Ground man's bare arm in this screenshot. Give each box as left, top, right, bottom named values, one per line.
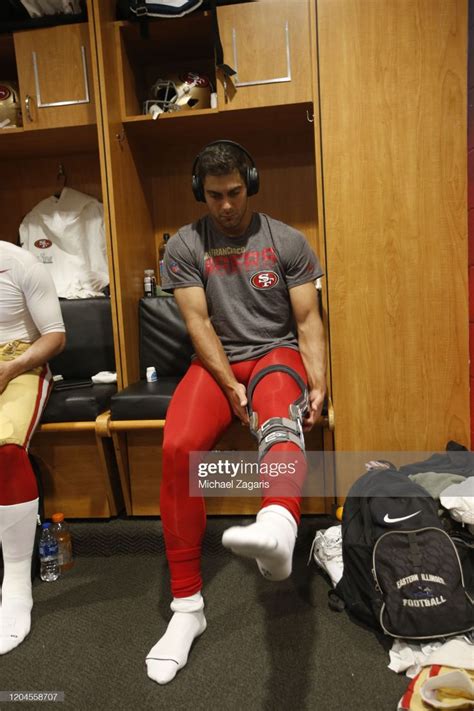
left=289, top=282, right=327, bottom=431
left=174, top=287, right=248, bottom=424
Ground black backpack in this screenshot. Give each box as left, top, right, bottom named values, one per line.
left=329, top=468, right=473, bottom=640
left=124, top=0, right=204, bottom=17
left=118, top=0, right=245, bottom=17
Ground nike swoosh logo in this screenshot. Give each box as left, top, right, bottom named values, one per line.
left=383, top=510, right=421, bottom=524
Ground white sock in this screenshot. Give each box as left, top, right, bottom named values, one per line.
left=146, top=592, right=207, bottom=685
left=0, top=597, right=32, bottom=655
left=222, top=504, right=297, bottom=581
left=0, top=499, right=38, bottom=655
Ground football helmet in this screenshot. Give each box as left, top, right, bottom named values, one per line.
left=144, top=72, right=212, bottom=114
left=0, top=82, right=21, bottom=128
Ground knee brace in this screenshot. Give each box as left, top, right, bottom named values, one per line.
left=247, top=365, right=309, bottom=460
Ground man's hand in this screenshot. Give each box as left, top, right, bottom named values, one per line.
left=226, top=382, right=249, bottom=425
left=0, top=361, right=15, bottom=395
left=302, top=384, right=326, bottom=432
left=0, top=333, right=65, bottom=396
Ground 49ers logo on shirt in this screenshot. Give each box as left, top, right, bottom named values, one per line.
left=34, top=239, right=52, bottom=249
left=250, top=271, right=279, bottom=290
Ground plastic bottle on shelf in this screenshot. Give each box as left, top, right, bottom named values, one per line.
left=51, top=512, right=74, bottom=572
left=146, top=366, right=158, bottom=383
left=158, top=233, right=170, bottom=284
left=39, top=523, right=60, bottom=582
left=144, top=269, right=156, bottom=297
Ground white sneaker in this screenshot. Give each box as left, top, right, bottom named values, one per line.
left=440, top=479, right=474, bottom=528
left=309, top=525, right=343, bottom=587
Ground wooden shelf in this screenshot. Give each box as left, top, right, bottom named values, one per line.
left=116, top=13, right=216, bottom=119
left=0, top=127, right=23, bottom=135
left=123, top=102, right=315, bottom=148
left=0, top=123, right=99, bottom=159
left=123, top=107, right=218, bottom=123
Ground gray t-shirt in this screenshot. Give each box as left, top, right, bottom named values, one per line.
left=161, top=213, right=323, bottom=362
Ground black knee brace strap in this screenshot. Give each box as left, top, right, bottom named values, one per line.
left=246, top=365, right=309, bottom=460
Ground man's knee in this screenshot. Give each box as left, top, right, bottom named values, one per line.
left=162, top=436, right=194, bottom=472
left=247, top=365, right=309, bottom=459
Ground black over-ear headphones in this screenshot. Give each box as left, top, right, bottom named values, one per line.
left=191, top=139, right=260, bottom=203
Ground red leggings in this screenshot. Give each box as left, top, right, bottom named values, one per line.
left=0, top=359, right=51, bottom=506
left=161, top=347, right=308, bottom=597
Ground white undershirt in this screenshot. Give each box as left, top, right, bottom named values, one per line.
left=0, top=241, right=65, bottom=344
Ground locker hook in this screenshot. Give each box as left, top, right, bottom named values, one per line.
left=55, top=163, right=66, bottom=198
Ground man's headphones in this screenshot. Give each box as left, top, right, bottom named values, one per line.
left=191, top=139, right=260, bottom=203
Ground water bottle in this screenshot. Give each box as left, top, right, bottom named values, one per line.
left=146, top=366, right=158, bottom=383
left=144, top=269, right=156, bottom=297
left=39, top=522, right=60, bottom=582
left=51, top=512, right=74, bottom=572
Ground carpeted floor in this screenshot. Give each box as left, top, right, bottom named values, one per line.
left=1, top=516, right=409, bottom=711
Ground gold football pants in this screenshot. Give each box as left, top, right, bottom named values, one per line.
left=0, top=341, right=52, bottom=449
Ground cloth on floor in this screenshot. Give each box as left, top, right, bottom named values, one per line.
left=309, top=524, right=343, bottom=587
left=408, top=472, right=466, bottom=500
left=398, top=666, right=474, bottom=710
left=425, top=638, right=474, bottom=671
left=390, top=637, right=474, bottom=679
left=389, top=639, right=445, bottom=678
left=420, top=668, right=474, bottom=708
left=440, top=479, right=474, bottom=534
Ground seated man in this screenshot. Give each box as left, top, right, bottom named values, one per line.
left=0, top=240, right=65, bottom=654
left=146, top=140, right=326, bottom=685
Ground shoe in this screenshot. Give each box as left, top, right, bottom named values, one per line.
left=309, top=525, right=343, bottom=587
left=440, top=479, right=474, bottom=530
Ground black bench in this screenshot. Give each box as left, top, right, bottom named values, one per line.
left=31, top=297, right=123, bottom=519
left=42, top=297, right=117, bottom=423
left=110, top=296, right=191, bottom=421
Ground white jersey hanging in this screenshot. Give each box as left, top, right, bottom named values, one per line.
left=19, top=187, right=109, bottom=299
